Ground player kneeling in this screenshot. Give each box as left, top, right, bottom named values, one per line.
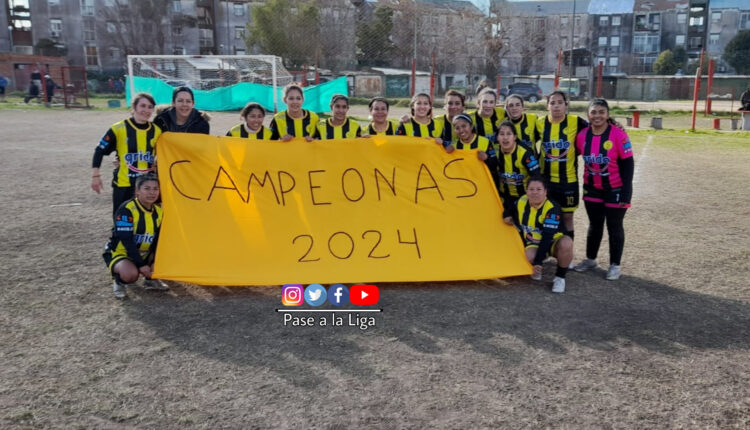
left=103, top=173, right=167, bottom=299
left=512, top=175, right=573, bottom=293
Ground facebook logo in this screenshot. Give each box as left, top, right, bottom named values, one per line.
left=328, top=284, right=349, bottom=306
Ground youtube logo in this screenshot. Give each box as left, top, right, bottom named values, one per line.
left=350, top=284, right=379, bottom=306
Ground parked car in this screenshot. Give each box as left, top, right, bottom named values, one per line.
left=499, top=83, right=544, bottom=102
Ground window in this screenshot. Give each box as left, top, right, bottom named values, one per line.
left=635, top=14, right=647, bottom=30
left=199, top=28, right=213, bottom=47
left=234, top=26, right=245, bottom=39
left=81, top=0, right=94, bottom=15
left=633, top=34, right=659, bottom=53
left=610, top=36, right=620, bottom=47
left=233, top=3, right=244, bottom=16
left=235, top=48, right=245, bottom=55
left=575, top=16, right=581, bottom=27
left=560, top=16, right=568, bottom=25
left=612, top=16, right=621, bottom=26
left=741, top=13, right=750, bottom=30
left=711, top=11, right=721, bottom=23
left=173, top=26, right=182, bottom=36
left=689, top=36, right=703, bottom=49
left=85, top=46, right=98, bottom=66
left=50, top=19, right=62, bottom=38
left=709, top=33, right=719, bottom=45
left=173, top=1, right=181, bottom=13
left=676, top=34, right=686, bottom=45
left=650, top=13, right=660, bottom=30
left=598, top=36, right=607, bottom=46
left=107, top=21, right=116, bottom=33
left=689, top=16, right=704, bottom=27
left=48, top=0, right=60, bottom=5
left=599, top=16, right=609, bottom=26
left=535, top=18, right=545, bottom=31
left=109, top=47, right=120, bottom=60
left=561, top=36, right=568, bottom=47
left=173, top=46, right=185, bottom=55
left=677, top=13, right=687, bottom=24
left=83, top=19, right=95, bottom=41
left=609, top=57, right=618, bottom=66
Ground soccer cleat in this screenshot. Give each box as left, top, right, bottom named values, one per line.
left=606, top=264, right=621, bottom=281
left=113, top=280, right=127, bottom=299
left=574, top=259, right=598, bottom=272
left=552, top=277, right=566, bottom=293
left=143, top=278, right=169, bottom=291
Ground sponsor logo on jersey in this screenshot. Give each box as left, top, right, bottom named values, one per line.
left=134, top=233, right=155, bottom=245
left=542, top=139, right=570, bottom=160
left=582, top=154, right=611, bottom=165
left=501, top=172, right=525, bottom=185
left=125, top=152, right=156, bottom=173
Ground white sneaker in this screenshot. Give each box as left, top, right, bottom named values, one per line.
left=143, top=278, right=169, bottom=291
left=568, top=261, right=575, bottom=269
left=606, top=264, right=621, bottom=281
left=113, top=280, right=127, bottom=299
left=574, top=259, right=598, bottom=272
left=552, top=277, right=566, bottom=293
left=531, top=272, right=543, bottom=281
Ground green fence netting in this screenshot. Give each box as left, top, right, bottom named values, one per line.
left=125, top=76, right=348, bottom=113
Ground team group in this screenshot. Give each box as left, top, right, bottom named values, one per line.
left=91, top=83, right=633, bottom=298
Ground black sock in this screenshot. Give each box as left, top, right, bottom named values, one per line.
left=114, top=274, right=124, bottom=284
left=567, top=230, right=575, bottom=240
left=555, top=265, right=568, bottom=278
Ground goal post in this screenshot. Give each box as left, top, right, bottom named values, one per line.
left=126, top=55, right=293, bottom=112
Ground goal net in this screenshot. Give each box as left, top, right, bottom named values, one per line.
left=127, top=55, right=294, bottom=112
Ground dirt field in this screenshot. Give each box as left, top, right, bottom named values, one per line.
left=1, top=108, right=750, bottom=429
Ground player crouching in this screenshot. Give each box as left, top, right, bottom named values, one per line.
left=103, top=173, right=168, bottom=299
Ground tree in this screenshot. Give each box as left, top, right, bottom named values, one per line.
left=356, top=6, right=395, bottom=67
left=723, top=30, right=750, bottom=74
left=99, top=0, right=171, bottom=56
left=653, top=50, right=678, bottom=75
left=35, top=38, right=67, bottom=57
left=672, top=45, right=687, bottom=71
left=246, top=0, right=320, bottom=69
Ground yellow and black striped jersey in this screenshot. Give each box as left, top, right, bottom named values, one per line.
left=269, top=110, right=319, bottom=139
left=106, top=197, right=163, bottom=267
left=436, top=114, right=458, bottom=146
left=366, top=120, right=398, bottom=136
left=455, top=134, right=491, bottom=151
left=515, top=196, right=564, bottom=266
left=94, top=118, right=161, bottom=188
left=497, top=143, right=540, bottom=198
left=535, top=114, right=588, bottom=185
left=396, top=117, right=444, bottom=139
left=226, top=123, right=273, bottom=139
left=317, top=118, right=362, bottom=140
left=509, top=113, right=539, bottom=149
left=469, top=106, right=506, bottom=146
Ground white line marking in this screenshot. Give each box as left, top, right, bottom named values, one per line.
left=634, top=135, right=651, bottom=181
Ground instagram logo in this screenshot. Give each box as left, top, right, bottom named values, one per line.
left=282, top=284, right=304, bottom=306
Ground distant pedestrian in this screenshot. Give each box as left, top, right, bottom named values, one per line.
left=44, top=74, right=61, bottom=104
left=740, top=84, right=750, bottom=111
left=24, top=81, right=39, bottom=103
left=0, top=74, right=7, bottom=102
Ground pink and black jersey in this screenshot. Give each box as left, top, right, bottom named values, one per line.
left=576, top=125, right=633, bottom=191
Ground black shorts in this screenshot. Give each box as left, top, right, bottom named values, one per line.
left=547, top=182, right=579, bottom=213
left=583, top=184, right=631, bottom=209
left=103, top=250, right=130, bottom=276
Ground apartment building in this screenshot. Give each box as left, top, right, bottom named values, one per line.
left=588, top=1, right=633, bottom=75
left=707, top=0, right=750, bottom=73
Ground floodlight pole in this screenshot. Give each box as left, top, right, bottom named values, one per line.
left=568, top=0, right=575, bottom=96
left=127, top=55, right=135, bottom=104
left=690, top=49, right=705, bottom=131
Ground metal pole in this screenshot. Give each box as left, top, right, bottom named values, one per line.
left=596, top=61, right=603, bottom=97
left=705, top=59, right=715, bottom=115
left=127, top=55, right=135, bottom=104
left=411, top=2, right=417, bottom=97
left=568, top=0, right=575, bottom=96
left=554, top=50, right=562, bottom=88
left=272, top=57, right=278, bottom=113
left=691, top=49, right=705, bottom=131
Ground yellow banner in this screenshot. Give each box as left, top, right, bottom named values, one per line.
left=154, top=133, right=531, bottom=285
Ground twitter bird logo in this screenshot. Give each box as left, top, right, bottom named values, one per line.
left=304, top=284, right=327, bottom=306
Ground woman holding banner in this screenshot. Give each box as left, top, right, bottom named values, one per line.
left=396, top=93, right=444, bottom=145
left=445, top=114, right=499, bottom=186
left=153, top=86, right=210, bottom=134
left=364, top=97, right=398, bottom=136
left=317, top=94, right=361, bottom=139
left=269, top=83, right=319, bottom=141
left=512, top=175, right=573, bottom=294
left=226, top=102, right=273, bottom=139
